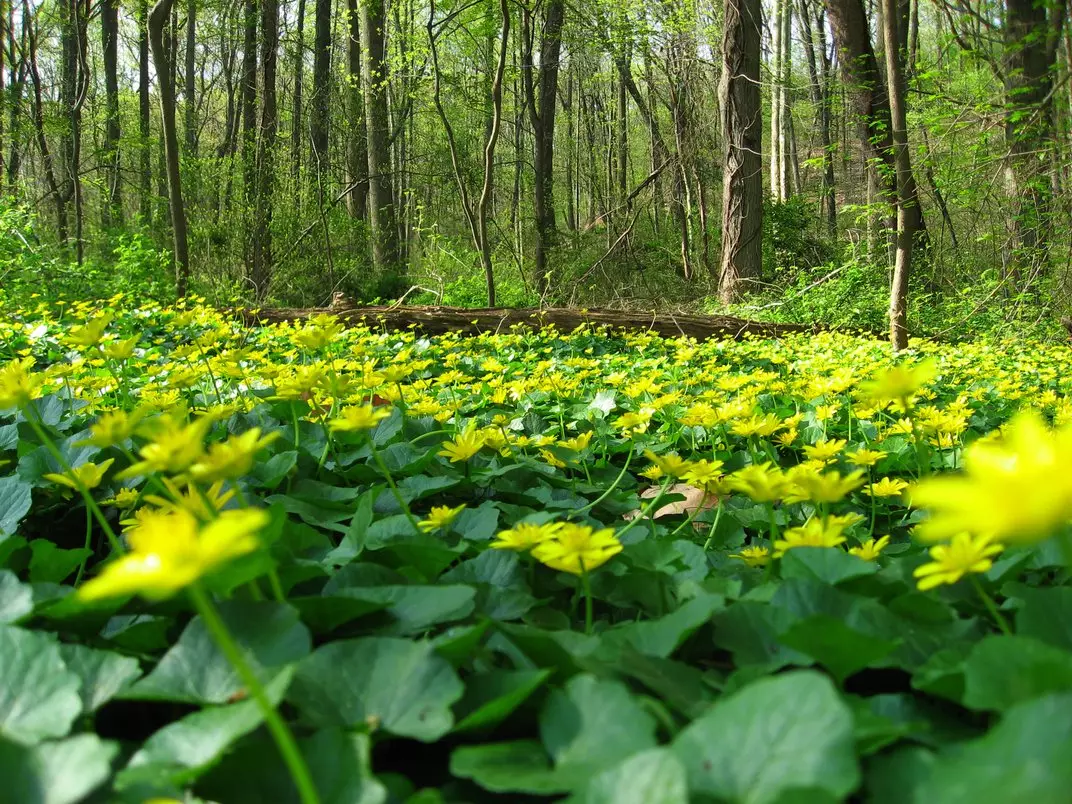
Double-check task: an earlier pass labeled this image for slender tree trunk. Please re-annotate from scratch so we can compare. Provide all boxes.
[149,0,191,296]
[26,2,67,241]
[362,0,403,291]
[290,0,305,186]
[251,0,278,298]
[6,13,25,189]
[101,0,122,225]
[139,0,153,223]
[882,0,914,350]
[718,0,763,303]
[310,0,331,163]
[344,0,368,218]
[522,0,565,297]
[770,0,784,199]
[184,0,196,153]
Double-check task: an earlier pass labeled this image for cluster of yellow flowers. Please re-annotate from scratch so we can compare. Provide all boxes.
[492,521,623,575]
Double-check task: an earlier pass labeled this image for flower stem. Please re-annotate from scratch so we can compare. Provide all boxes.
[368,440,421,534]
[580,565,593,635]
[73,502,93,586]
[25,409,122,555]
[188,584,321,804]
[970,576,1012,636]
[575,444,634,517]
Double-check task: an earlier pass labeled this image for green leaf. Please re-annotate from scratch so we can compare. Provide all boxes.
[124,600,310,705]
[918,693,1072,803]
[780,547,879,585]
[779,615,899,683]
[962,635,1072,711]
[28,541,91,585]
[322,486,378,566]
[711,601,811,670]
[0,733,119,804]
[673,670,859,804]
[288,637,464,741]
[453,669,551,734]
[0,569,33,623]
[540,674,658,775]
[605,593,723,659]
[333,584,476,635]
[450,741,565,794]
[200,729,388,804]
[118,669,294,789]
[864,746,936,804]
[1015,587,1072,650]
[0,476,32,540]
[564,748,689,804]
[59,643,142,712]
[0,624,82,745]
[455,502,500,541]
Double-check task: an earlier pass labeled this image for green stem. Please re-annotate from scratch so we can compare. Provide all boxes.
[73,502,93,586]
[702,501,725,551]
[25,409,122,554]
[574,444,634,517]
[581,564,593,635]
[188,584,321,804]
[368,440,421,534]
[970,576,1012,636]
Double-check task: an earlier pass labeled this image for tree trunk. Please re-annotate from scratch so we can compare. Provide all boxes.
[101,0,122,226]
[184,0,196,154]
[1002,0,1064,282]
[770,0,784,199]
[823,0,926,247]
[362,0,403,292]
[138,0,153,223]
[26,1,68,242]
[310,0,331,164]
[882,0,914,350]
[344,0,368,218]
[522,0,565,297]
[718,0,763,303]
[290,0,305,186]
[251,0,278,298]
[148,0,191,297]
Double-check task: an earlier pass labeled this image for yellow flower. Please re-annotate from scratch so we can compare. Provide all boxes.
[79,409,145,448]
[727,463,791,503]
[911,411,1072,544]
[847,448,887,467]
[643,450,691,479]
[866,477,910,497]
[418,504,465,533]
[860,359,936,403]
[731,413,782,438]
[104,487,140,509]
[44,458,115,491]
[142,479,236,520]
[539,448,566,468]
[438,423,486,462]
[849,535,890,561]
[491,521,562,551]
[774,517,848,557]
[802,438,847,463]
[785,467,865,504]
[101,336,140,360]
[558,432,593,452]
[329,404,391,433]
[0,359,43,408]
[813,404,840,422]
[614,408,654,437]
[775,428,799,448]
[729,546,771,567]
[913,533,1004,591]
[65,313,114,348]
[78,507,268,601]
[189,428,279,482]
[121,415,214,478]
[682,459,725,493]
[531,523,623,574]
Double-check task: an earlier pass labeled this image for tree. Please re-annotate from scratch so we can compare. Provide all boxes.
[882,0,916,350]
[362,0,403,292]
[521,0,565,297]
[100,0,122,225]
[309,0,332,165]
[148,0,191,296]
[718,0,762,303]
[344,0,367,219]
[250,0,279,298]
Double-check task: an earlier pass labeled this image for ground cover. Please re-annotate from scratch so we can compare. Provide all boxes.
[2,296,1072,803]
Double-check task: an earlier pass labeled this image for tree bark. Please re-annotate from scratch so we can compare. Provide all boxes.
[148,0,191,296]
[310,0,332,163]
[290,0,305,186]
[26,1,67,242]
[344,0,368,218]
[882,0,915,350]
[718,0,763,303]
[138,0,153,223]
[101,0,123,226]
[184,0,197,153]
[362,0,403,292]
[522,0,565,297]
[250,0,278,298]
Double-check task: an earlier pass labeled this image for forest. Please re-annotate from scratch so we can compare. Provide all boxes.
[0,0,1069,342]
[5,2,1072,803]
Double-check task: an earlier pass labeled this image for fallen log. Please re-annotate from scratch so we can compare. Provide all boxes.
[231,303,819,341]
